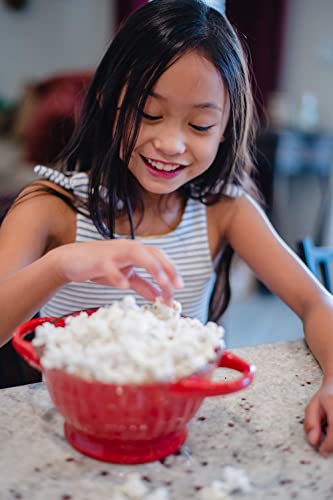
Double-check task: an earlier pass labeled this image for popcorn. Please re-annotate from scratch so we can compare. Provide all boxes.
[147,296,182,320]
[33,297,224,384]
[116,473,149,499]
[221,466,252,494]
[199,467,252,499]
[109,474,169,500]
[144,487,169,500]
[199,482,230,500]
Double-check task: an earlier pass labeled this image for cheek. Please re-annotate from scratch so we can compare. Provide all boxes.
[196,138,221,166]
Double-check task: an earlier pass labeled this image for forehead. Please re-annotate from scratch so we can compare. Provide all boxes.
[151,51,226,108]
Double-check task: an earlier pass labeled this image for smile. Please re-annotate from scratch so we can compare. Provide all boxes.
[140,155,187,179]
[141,155,187,172]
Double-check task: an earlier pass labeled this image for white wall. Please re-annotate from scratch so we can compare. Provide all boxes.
[0,0,113,101]
[280,0,333,131]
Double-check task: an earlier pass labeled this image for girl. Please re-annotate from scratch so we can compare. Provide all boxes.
[1,0,333,456]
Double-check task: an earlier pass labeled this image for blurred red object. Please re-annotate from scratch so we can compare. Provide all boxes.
[15,71,93,164]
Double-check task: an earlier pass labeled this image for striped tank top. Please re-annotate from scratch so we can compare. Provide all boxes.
[35,165,241,323]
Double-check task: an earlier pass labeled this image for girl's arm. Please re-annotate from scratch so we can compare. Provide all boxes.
[0,192,182,347]
[223,194,333,456]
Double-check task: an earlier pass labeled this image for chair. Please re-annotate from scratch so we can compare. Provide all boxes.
[297,236,333,292]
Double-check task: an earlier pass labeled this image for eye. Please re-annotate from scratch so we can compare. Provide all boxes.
[190,124,214,132]
[140,111,161,121]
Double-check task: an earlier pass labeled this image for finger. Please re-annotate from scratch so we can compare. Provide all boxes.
[304,397,325,447]
[119,244,176,297]
[128,272,163,302]
[121,265,135,279]
[119,241,183,289]
[319,402,333,456]
[93,266,130,289]
[148,246,184,289]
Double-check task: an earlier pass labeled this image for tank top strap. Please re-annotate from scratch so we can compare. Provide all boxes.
[35,166,244,201]
[224,183,243,198]
[34,165,89,201]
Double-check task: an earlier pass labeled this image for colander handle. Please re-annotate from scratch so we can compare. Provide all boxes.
[171,351,255,396]
[12,316,55,372]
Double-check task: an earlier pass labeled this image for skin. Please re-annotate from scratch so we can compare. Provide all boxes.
[1,51,333,455]
[0,186,183,347]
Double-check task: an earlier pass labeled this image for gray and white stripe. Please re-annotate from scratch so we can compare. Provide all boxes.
[35,166,240,323]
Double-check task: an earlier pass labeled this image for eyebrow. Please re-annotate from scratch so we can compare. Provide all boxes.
[149,91,223,112]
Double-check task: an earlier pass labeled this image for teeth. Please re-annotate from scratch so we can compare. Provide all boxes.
[146,157,181,171]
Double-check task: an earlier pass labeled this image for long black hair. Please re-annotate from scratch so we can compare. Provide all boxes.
[54,0,260,322]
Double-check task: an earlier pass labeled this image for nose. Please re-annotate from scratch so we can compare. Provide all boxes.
[153,128,186,156]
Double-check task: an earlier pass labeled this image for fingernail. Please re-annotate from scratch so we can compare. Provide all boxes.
[175,276,184,288]
[158,271,168,284]
[307,429,317,445]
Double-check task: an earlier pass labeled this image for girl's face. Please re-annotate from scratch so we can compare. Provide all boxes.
[127,51,230,195]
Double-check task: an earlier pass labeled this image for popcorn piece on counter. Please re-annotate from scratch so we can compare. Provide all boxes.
[110,473,169,500]
[117,472,149,499]
[33,296,224,384]
[144,487,169,500]
[199,481,230,500]
[221,466,252,494]
[110,490,127,500]
[100,468,250,500]
[199,466,252,500]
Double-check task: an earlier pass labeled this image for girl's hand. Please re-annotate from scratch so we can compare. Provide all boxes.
[304,376,333,456]
[53,239,183,305]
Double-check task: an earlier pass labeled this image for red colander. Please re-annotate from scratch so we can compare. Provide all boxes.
[12,311,255,464]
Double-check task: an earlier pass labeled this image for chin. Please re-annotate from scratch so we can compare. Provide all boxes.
[143,184,180,195]
[132,174,184,195]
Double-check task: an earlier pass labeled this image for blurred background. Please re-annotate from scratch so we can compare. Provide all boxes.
[1,0,333,382]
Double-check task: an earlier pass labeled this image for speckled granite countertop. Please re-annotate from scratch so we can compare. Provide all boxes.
[1,339,332,500]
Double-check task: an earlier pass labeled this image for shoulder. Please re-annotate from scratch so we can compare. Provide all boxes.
[207,192,267,253]
[208,191,261,233]
[3,180,76,250]
[16,178,76,203]
[224,193,267,236]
